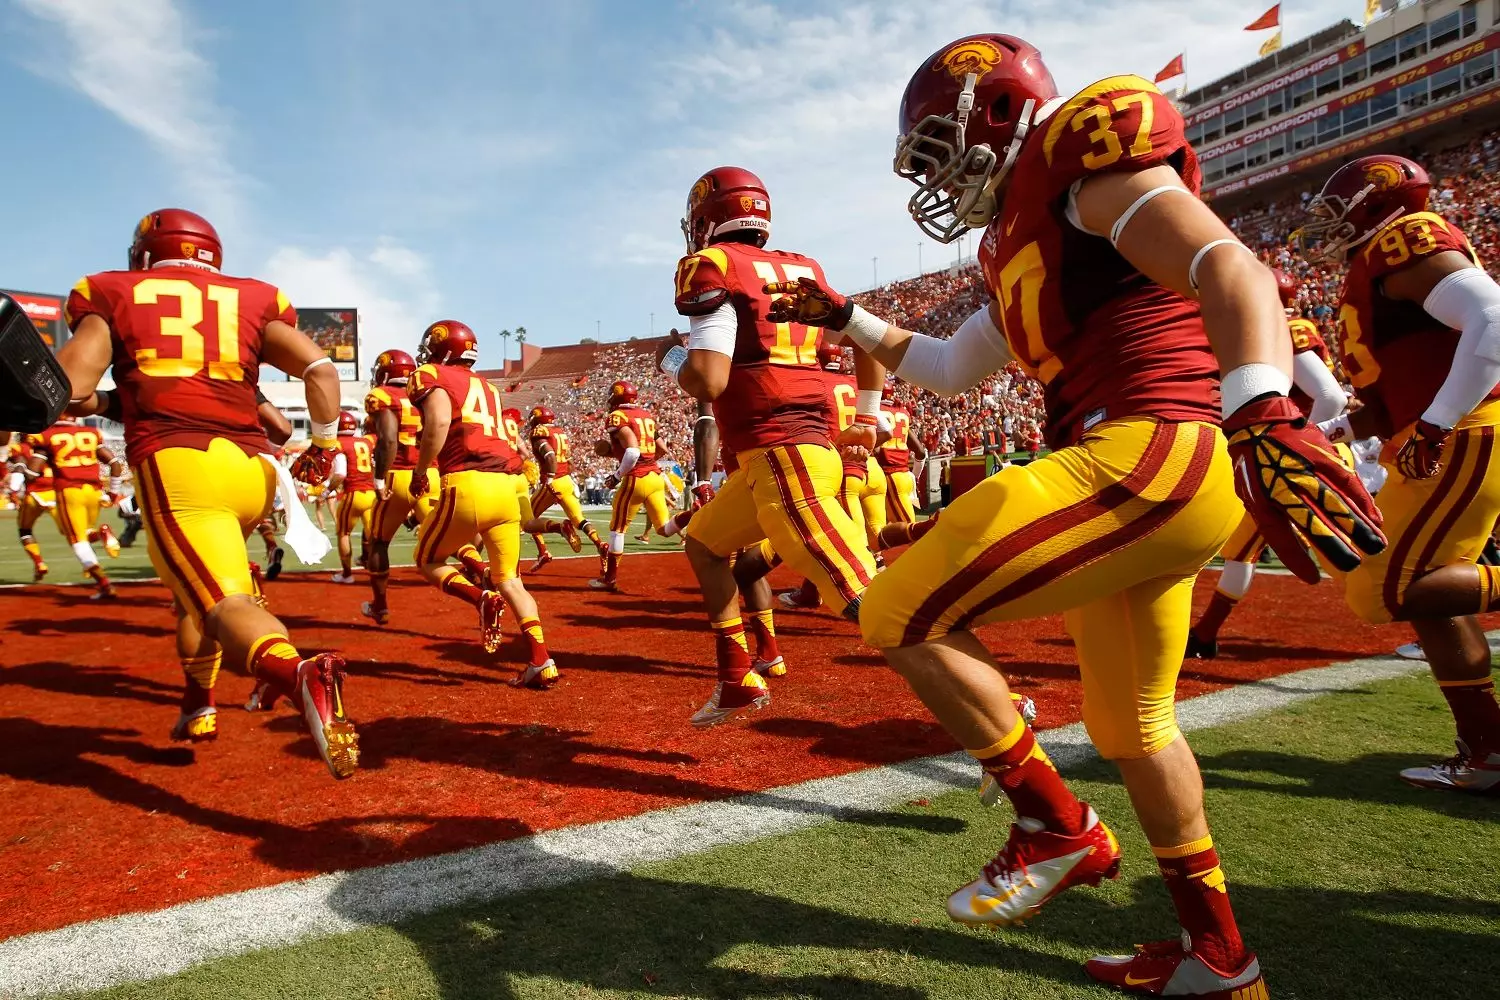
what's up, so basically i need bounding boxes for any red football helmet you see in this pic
[337,410,360,436]
[1272,268,1298,310]
[529,405,556,427]
[609,380,638,408]
[895,35,1059,243]
[371,349,416,386]
[881,380,898,404]
[417,321,479,366]
[681,166,772,253]
[1295,154,1430,264]
[502,407,522,425]
[128,209,223,271]
[817,342,844,371]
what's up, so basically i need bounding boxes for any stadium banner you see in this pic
[1198,33,1500,160]
[1186,39,1366,126]
[0,289,67,349]
[1205,80,1500,198]
[298,308,360,381]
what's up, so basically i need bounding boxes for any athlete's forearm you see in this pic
[692,404,718,485]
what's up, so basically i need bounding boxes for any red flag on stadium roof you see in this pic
[1154,54,1185,82]
[1244,3,1280,31]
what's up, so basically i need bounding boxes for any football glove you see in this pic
[1223,394,1385,585]
[290,445,336,486]
[691,481,715,509]
[409,470,431,498]
[1395,420,1449,481]
[765,276,854,330]
[604,473,620,489]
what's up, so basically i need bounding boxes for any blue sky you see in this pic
[0,0,1356,367]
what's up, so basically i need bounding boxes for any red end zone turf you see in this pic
[0,553,1415,939]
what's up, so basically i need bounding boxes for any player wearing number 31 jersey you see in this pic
[768,36,1385,997]
[57,208,358,778]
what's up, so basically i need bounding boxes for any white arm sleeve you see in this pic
[1291,351,1347,426]
[687,301,737,358]
[1421,266,1500,428]
[615,447,640,478]
[894,307,1012,397]
[331,453,348,477]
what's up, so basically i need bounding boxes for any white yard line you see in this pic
[0,642,1452,998]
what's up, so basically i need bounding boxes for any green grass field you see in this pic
[0,505,675,587]
[58,671,1500,1000]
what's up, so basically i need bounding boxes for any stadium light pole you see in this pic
[650,312,654,336]
[917,242,923,274]
[872,257,878,287]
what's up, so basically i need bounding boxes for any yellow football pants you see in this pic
[839,458,888,551]
[335,489,376,539]
[52,483,102,546]
[532,475,588,526]
[371,468,440,542]
[415,470,523,583]
[884,468,917,524]
[610,470,672,535]
[861,418,1238,760]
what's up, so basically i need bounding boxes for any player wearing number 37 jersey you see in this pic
[56,208,358,778]
[769,35,1386,997]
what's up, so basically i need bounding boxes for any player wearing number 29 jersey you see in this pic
[59,207,357,778]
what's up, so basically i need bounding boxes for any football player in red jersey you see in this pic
[328,410,377,584]
[361,349,441,624]
[591,380,675,591]
[660,165,880,726]
[408,321,558,688]
[27,418,126,598]
[766,37,1386,996]
[11,439,57,582]
[1295,154,1500,794]
[527,405,607,566]
[875,385,927,526]
[56,208,357,776]
[499,405,579,573]
[1187,268,1350,659]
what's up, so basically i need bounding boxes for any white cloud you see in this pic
[260,240,442,369]
[15,0,245,232]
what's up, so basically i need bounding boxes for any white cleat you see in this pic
[690,675,771,728]
[512,659,560,689]
[752,655,786,678]
[330,572,356,584]
[1400,740,1500,794]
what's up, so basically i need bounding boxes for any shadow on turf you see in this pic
[0,661,181,706]
[4,615,174,639]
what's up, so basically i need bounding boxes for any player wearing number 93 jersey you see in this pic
[408,320,558,688]
[759,33,1390,995]
[1297,153,1500,793]
[666,165,878,728]
[58,207,358,778]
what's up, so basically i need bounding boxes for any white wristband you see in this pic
[842,305,889,353]
[310,419,338,442]
[660,344,689,378]
[1317,413,1353,444]
[856,389,883,418]
[374,478,386,492]
[1221,363,1292,418]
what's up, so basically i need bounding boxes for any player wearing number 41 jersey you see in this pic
[660,165,878,727]
[408,321,558,688]
[58,208,358,778]
[769,36,1387,997]
[1297,154,1500,794]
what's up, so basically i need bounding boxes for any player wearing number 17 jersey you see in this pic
[1297,154,1500,793]
[408,321,558,688]
[57,208,358,778]
[665,165,878,727]
[767,36,1383,996]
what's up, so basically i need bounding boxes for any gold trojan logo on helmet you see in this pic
[688,175,714,212]
[935,38,1004,82]
[428,324,449,344]
[1364,161,1404,192]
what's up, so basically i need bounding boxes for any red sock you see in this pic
[711,615,754,682]
[1154,837,1247,971]
[745,608,781,663]
[86,565,110,588]
[457,546,487,580]
[519,617,551,666]
[972,717,1084,835]
[246,633,302,689]
[604,552,619,584]
[1439,676,1500,751]
[440,570,484,608]
[1192,590,1239,643]
[532,535,550,557]
[180,653,220,712]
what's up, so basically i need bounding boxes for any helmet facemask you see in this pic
[894,73,1034,244]
[1292,184,1400,265]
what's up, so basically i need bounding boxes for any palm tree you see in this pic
[499,328,512,369]
[514,326,527,372]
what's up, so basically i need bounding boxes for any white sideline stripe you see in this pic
[0,644,1457,997]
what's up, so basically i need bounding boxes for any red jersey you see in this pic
[336,435,376,491]
[29,422,105,487]
[980,76,1218,448]
[825,371,868,478]
[876,403,913,474]
[1288,317,1333,417]
[529,423,573,477]
[15,441,55,494]
[673,241,834,456]
[408,364,522,475]
[501,410,524,453]
[364,384,421,471]
[64,268,288,464]
[607,405,660,478]
[1337,211,1500,437]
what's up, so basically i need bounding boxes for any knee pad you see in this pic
[1217,560,1255,599]
[71,540,99,568]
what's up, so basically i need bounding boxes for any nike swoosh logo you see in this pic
[1125,974,1162,987]
[1005,217,1018,236]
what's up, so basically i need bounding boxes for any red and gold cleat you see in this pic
[529,552,553,574]
[947,805,1120,927]
[560,521,583,553]
[293,654,359,779]
[1085,936,1266,998]
[170,706,219,743]
[752,655,787,678]
[690,672,771,728]
[512,659,560,689]
[98,524,121,559]
[480,591,506,653]
[32,561,48,584]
